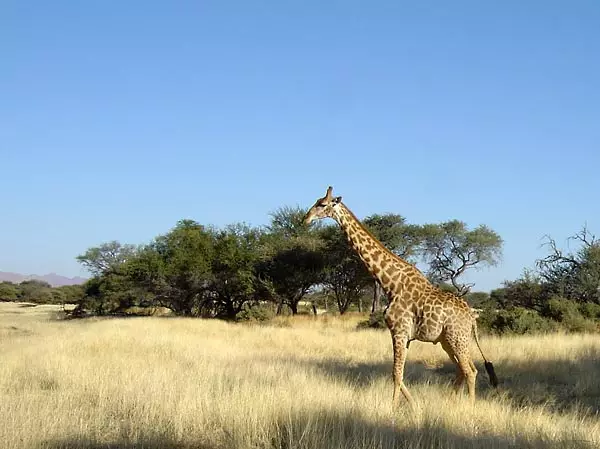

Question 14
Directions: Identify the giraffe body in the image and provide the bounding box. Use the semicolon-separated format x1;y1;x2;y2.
303;186;497;407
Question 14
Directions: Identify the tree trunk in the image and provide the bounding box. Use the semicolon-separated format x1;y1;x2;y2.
225;300;237;320
276;298;285;315
358;296;363;313
371;281;381;313
337;294;349;314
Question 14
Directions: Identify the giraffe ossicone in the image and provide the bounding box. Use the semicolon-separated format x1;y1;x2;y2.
303;186;498;407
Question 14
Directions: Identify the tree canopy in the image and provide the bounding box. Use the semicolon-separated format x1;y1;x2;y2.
67;205;508;319
420;220;503;296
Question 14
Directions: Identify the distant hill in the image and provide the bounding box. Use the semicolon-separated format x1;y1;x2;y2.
0;271;88;287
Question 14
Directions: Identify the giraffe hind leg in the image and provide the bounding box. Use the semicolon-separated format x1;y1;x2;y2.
454;349;478;403
441;340;464;393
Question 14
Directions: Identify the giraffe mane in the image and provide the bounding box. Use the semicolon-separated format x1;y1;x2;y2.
339;203;427;275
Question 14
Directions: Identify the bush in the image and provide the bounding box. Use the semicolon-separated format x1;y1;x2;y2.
579;302;600;320
544;297;581;321
237;303;276;322
489;307;558;335
473;307;496;333
357;311;387;330
562;314;597;333
544;297;597;333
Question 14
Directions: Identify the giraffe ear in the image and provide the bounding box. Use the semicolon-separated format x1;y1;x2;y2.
333;196;342;203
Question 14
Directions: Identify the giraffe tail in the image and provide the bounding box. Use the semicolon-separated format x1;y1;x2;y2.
472;321;499;388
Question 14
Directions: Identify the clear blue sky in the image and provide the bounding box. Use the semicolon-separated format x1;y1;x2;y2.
2;1;599;291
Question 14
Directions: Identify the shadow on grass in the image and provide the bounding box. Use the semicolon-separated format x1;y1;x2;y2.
272;409;598;449
311;345;600;415
43;409;597;449
42;438;219;449
311;355;491;390
497;350;600;415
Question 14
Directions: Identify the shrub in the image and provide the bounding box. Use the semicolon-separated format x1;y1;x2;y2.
357;311;387;330
544;297;581;321
562;314;597;333
579;302;600;320
490;307;558;335
473;307;497;333
237;303;276;322
544;297;597;333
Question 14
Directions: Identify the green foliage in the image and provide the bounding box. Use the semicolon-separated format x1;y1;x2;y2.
487;308;558;335
268;205;320;238
357;311;387;329
543;297;598;333
261;207;325;314
78;271;143;315
55;284;86;303
78;277;118;315
236;303;276;322
16;280;65;304
420;220;503;295
67;202;600;332
465;291;491;309
320;225;371;314
544;297;582;321
128;219;215;316
536;227;600;304
76;240;138;276
0;282;20;301
478;296;599;335
363;214;422;260
494;269;547;311
260;243;324;314
210;223;271;319
579;302;600;319
0;280;83;305
19;280;51;297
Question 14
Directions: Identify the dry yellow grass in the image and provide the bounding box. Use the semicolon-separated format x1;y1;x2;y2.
1;302;599;449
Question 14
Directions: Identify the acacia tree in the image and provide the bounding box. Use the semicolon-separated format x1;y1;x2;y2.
490;269;546;311
536;226;600;304
126;219;215;316
0;282;19;301
75;240;142;315
420;220;503;296
76;241;138;276
320;225;371;314
261;206;324;314
209;223;271;319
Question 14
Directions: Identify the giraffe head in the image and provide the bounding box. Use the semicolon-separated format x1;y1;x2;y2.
303;186;343;226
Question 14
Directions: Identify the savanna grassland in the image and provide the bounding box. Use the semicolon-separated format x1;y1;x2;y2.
1;302;599;449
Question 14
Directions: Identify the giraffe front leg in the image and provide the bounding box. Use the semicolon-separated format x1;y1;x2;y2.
391;333;415;409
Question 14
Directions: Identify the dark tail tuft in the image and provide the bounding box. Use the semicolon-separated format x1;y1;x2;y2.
473;320;499;388
484;361;499;388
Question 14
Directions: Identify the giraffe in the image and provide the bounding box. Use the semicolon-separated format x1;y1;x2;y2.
303;186;498;407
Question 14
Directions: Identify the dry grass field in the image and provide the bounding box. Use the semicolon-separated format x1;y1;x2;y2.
1;302;599;449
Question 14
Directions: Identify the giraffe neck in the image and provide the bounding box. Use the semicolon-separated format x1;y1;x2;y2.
331;203;430;296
